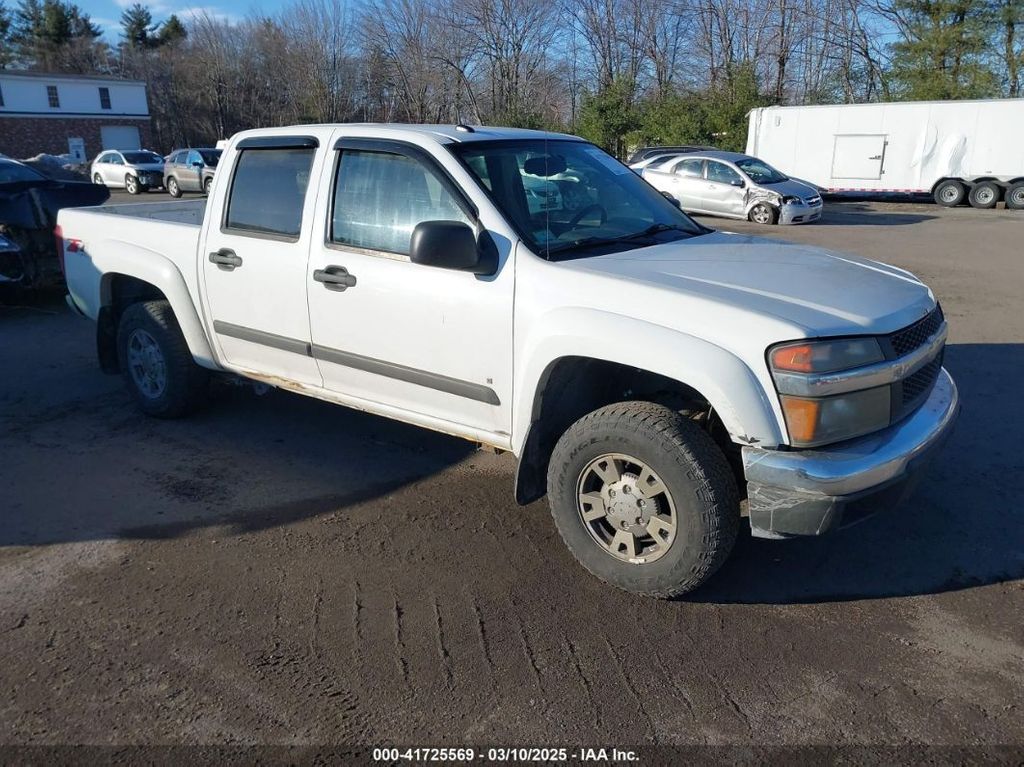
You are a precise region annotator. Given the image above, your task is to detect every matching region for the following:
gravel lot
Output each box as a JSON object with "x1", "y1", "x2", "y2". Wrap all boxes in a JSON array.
[{"x1": 1, "y1": 197, "x2": 1022, "y2": 755}]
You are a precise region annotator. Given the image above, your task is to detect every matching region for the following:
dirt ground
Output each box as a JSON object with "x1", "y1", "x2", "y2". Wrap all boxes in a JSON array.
[{"x1": 1, "y1": 199, "x2": 1022, "y2": 757}]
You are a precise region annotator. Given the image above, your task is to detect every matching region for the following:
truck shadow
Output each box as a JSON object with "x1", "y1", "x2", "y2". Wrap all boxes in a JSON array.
[
  {"x1": 693, "y1": 342, "x2": 1024, "y2": 604},
  {"x1": 0, "y1": 296, "x2": 477, "y2": 547}
]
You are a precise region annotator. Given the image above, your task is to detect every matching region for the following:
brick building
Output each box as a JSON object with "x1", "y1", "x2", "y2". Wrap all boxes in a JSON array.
[{"x1": 0, "y1": 71, "x2": 152, "y2": 162}]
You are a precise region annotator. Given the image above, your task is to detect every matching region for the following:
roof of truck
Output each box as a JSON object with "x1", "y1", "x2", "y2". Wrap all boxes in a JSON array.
[{"x1": 232, "y1": 123, "x2": 583, "y2": 146}]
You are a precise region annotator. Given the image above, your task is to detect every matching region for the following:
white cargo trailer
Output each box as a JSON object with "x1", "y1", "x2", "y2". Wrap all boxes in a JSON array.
[{"x1": 746, "y1": 99, "x2": 1024, "y2": 209}]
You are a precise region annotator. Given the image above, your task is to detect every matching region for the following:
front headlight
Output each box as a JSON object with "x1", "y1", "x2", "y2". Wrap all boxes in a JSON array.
[
  {"x1": 779, "y1": 387, "x2": 891, "y2": 447},
  {"x1": 769, "y1": 338, "x2": 888, "y2": 447}
]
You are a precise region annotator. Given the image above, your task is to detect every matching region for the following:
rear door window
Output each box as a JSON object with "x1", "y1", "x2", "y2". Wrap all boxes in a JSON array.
[{"x1": 224, "y1": 148, "x2": 315, "y2": 239}]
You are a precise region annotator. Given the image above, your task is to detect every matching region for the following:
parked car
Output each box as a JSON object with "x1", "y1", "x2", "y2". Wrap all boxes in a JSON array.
[
  {"x1": 629, "y1": 153, "x2": 691, "y2": 173},
  {"x1": 90, "y1": 150, "x2": 165, "y2": 195},
  {"x1": 0, "y1": 157, "x2": 108, "y2": 288},
  {"x1": 626, "y1": 145, "x2": 715, "y2": 165},
  {"x1": 163, "y1": 148, "x2": 222, "y2": 197},
  {"x1": 641, "y1": 150, "x2": 823, "y2": 224},
  {"x1": 59, "y1": 124, "x2": 957, "y2": 598}
]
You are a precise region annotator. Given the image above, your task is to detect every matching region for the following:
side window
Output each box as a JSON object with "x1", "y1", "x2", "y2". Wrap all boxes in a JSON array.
[
  {"x1": 109, "y1": 154, "x2": 123, "y2": 165},
  {"x1": 674, "y1": 159, "x2": 704, "y2": 178},
  {"x1": 225, "y1": 148, "x2": 315, "y2": 239},
  {"x1": 331, "y1": 149, "x2": 470, "y2": 255},
  {"x1": 170, "y1": 151, "x2": 183, "y2": 164},
  {"x1": 706, "y1": 161, "x2": 742, "y2": 185},
  {"x1": 188, "y1": 150, "x2": 202, "y2": 165},
  {"x1": 99, "y1": 87, "x2": 111, "y2": 110}
]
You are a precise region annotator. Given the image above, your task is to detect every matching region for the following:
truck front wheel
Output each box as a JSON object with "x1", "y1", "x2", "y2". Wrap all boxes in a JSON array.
[
  {"x1": 117, "y1": 300, "x2": 209, "y2": 418},
  {"x1": 546, "y1": 402, "x2": 739, "y2": 598}
]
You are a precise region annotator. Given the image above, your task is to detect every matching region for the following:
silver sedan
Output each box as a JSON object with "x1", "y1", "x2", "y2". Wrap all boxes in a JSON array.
[
  {"x1": 90, "y1": 150, "x2": 166, "y2": 195},
  {"x1": 640, "y1": 150, "x2": 823, "y2": 225}
]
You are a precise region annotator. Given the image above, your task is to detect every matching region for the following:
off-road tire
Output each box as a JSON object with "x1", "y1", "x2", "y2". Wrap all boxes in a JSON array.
[
  {"x1": 166, "y1": 176, "x2": 182, "y2": 198},
  {"x1": 968, "y1": 181, "x2": 1000, "y2": 209},
  {"x1": 748, "y1": 203, "x2": 778, "y2": 225},
  {"x1": 117, "y1": 300, "x2": 208, "y2": 418},
  {"x1": 1004, "y1": 182, "x2": 1024, "y2": 210},
  {"x1": 546, "y1": 401, "x2": 740, "y2": 598},
  {"x1": 933, "y1": 179, "x2": 966, "y2": 207}
]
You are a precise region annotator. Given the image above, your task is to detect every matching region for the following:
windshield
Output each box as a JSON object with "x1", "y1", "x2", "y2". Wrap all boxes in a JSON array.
[
  {"x1": 123, "y1": 151, "x2": 162, "y2": 164},
  {"x1": 0, "y1": 161, "x2": 46, "y2": 184},
  {"x1": 735, "y1": 157, "x2": 788, "y2": 184},
  {"x1": 450, "y1": 139, "x2": 707, "y2": 260},
  {"x1": 199, "y1": 149, "x2": 221, "y2": 166}
]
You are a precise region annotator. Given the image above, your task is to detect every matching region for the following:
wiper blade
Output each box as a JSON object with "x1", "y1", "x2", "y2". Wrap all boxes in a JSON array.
[
  {"x1": 621, "y1": 223, "x2": 690, "y2": 239},
  {"x1": 546, "y1": 235, "x2": 622, "y2": 254}
]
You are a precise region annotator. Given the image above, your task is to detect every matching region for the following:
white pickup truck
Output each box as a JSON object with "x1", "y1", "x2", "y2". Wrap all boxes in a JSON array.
[{"x1": 59, "y1": 124, "x2": 959, "y2": 598}]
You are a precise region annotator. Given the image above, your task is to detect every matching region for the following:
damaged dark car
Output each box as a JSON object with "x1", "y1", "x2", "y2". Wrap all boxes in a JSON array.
[{"x1": 0, "y1": 157, "x2": 109, "y2": 289}]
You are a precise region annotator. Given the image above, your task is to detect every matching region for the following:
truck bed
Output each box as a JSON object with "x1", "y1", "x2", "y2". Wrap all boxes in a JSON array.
[
  {"x1": 60, "y1": 200, "x2": 206, "y2": 325},
  {"x1": 83, "y1": 199, "x2": 207, "y2": 226}
]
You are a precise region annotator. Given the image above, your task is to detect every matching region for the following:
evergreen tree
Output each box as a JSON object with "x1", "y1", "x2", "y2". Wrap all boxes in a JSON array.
[
  {"x1": 120, "y1": 2, "x2": 155, "y2": 49},
  {"x1": 0, "y1": 2, "x2": 12, "y2": 68},
  {"x1": 890, "y1": 0, "x2": 999, "y2": 98},
  {"x1": 156, "y1": 13, "x2": 186, "y2": 46}
]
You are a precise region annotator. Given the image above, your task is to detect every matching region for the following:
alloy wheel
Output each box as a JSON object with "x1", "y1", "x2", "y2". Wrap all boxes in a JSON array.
[
  {"x1": 127, "y1": 328, "x2": 167, "y2": 399},
  {"x1": 576, "y1": 453, "x2": 678, "y2": 564}
]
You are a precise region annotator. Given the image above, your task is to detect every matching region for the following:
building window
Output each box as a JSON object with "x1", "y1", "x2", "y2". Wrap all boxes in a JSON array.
[
  {"x1": 47, "y1": 85, "x2": 60, "y2": 108},
  {"x1": 0, "y1": 84, "x2": 4, "y2": 107},
  {"x1": 99, "y1": 87, "x2": 111, "y2": 110}
]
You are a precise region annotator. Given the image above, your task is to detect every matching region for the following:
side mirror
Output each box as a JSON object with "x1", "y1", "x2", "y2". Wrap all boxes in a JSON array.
[
  {"x1": 660, "y1": 191, "x2": 681, "y2": 208},
  {"x1": 410, "y1": 221, "x2": 496, "y2": 275},
  {"x1": 192, "y1": 161, "x2": 204, "y2": 168},
  {"x1": 730, "y1": 178, "x2": 745, "y2": 188}
]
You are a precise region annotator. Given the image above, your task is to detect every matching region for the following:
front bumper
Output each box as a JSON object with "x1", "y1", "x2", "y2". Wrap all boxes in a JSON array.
[
  {"x1": 779, "y1": 201, "x2": 823, "y2": 225},
  {"x1": 742, "y1": 368, "x2": 959, "y2": 538}
]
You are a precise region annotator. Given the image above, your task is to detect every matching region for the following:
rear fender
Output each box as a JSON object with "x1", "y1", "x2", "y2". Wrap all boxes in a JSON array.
[{"x1": 87, "y1": 243, "x2": 217, "y2": 369}]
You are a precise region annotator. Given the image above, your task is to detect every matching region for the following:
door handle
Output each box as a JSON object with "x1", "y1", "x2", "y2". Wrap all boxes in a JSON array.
[
  {"x1": 314, "y1": 265, "x2": 357, "y2": 292},
  {"x1": 868, "y1": 155, "x2": 883, "y2": 160},
  {"x1": 209, "y1": 248, "x2": 242, "y2": 270}
]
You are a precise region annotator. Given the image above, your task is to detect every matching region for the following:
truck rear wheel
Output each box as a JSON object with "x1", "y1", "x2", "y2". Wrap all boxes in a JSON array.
[
  {"x1": 117, "y1": 300, "x2": 209, "y2": 418},
  {"x1": 1006, "y1": 183, "x2": 1024, "y2": 210},
  {"x1": 968, "y1": 182, "x2": 1000, "y2": 209},
  {"x1": 546, "y1": 402, "x2": 739, "y2": 598},
  {"x1": 933, "y1": 179, "x2": 965, "y2": 207}
]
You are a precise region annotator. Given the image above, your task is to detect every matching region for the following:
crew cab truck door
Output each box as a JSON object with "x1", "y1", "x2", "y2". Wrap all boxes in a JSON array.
[
  {"x1": 305, "y1": 136, "x2": 514, "y2": 439},
  {"x1": 199, "y1": 136, "x2": 324, "y2": 386}
]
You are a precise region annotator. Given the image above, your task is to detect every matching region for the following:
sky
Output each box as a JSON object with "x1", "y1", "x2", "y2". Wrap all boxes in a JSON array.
[{"x1": 78, "y1": 0, "x2": 278, "y2": 41}]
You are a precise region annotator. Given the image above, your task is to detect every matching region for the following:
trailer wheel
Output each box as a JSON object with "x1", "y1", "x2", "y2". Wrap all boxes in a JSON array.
[
  {"x1": 968, "y1": 182, "x2": 1000, "y2": 209},
  {"x1": 1006, "y1": 183, "x2": 1024, "y2": 210},
  {"x1": 933, "y1": 179, "x2": 966, "y2": 207}
]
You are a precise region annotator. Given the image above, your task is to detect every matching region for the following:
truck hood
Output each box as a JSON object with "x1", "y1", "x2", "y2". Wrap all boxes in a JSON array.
[{"x1": 566, "y1": 231, "x2": 935, "y2": 337}]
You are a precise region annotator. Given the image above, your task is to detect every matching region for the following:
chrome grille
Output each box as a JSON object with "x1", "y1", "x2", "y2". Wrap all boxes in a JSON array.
[{"x1": 890, "y1": 306, "x2": 944, "y2": 357}]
